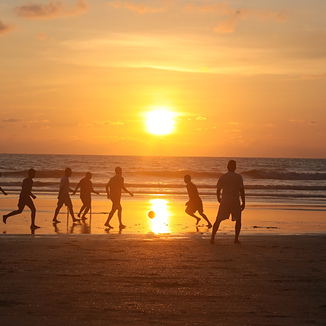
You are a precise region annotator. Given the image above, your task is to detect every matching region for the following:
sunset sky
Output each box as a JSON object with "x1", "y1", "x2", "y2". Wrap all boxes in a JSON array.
[{"x1": 1, "y1": 0, "x2": 325, "y2": 158}]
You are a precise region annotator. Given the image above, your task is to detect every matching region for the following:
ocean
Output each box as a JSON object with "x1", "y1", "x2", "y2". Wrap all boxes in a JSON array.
[{"x1": 1, "y1": 154, "x2": 325, "y2": 207}]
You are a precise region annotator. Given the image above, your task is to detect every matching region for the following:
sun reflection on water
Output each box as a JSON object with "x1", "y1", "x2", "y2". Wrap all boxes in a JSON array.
[{"x1": 150, "y1": 199, "x2": 170, "y2": 234}]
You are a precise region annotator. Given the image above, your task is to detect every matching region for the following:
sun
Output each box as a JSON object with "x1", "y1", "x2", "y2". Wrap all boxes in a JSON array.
[
  {"x1": 145, "y1": 109, "x2": 175, "y2": 135},
  {"x1": 149, "y1": 199, "x2": 170, "y2": 234}
]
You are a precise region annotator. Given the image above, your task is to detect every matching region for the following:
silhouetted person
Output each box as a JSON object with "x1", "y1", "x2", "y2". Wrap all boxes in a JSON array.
[
  {"x1": 73, "y1": 172, "x2": 99, "y2": 220},
  {"x1": 0, "y1": 172, "x2": 8, "y2": 196},
  {"x1": 184, "y1": 175, "x2": 212, "y2": 228},
  {"x1": 210, "y1": 160, "x2": 245, "y2": 244},
  {"x1": 104, "y1": 167, "x2": 133, "y2": 229},
  {"x1": 53, "y1": 167, "x2": 79, "y2": 224},
  {"x1": 3, "y1": 168, "x2": 40, "y2": 230}
]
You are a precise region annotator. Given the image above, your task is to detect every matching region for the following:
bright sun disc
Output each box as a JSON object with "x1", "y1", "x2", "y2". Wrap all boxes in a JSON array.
[{"x1": 146, "y1": 109, "x2": 175, "y2": 135}]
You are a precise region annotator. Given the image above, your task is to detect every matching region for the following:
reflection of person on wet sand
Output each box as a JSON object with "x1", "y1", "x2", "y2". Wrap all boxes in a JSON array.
[
  {"x1": 53, "y1": 168, "x2": 79, "y2": 224},
  {"x1": 0, "y1": 172, "x2": 8, "y2": 196},
  {"x1": 3, "y1": 168, "x2": 40, "y2": 230},
  {"x1": 210, "y1": 160, "x2": 245, "y2": 244},
  {"x1": 104, "y1": 167, "x2": 133, "y2": 229},
  {"x1": 73, "y1": 172, "x2": 99, "y2": 220},
  {"x1": 184, "y1": 175, "x2": 212, "y2": 228}
]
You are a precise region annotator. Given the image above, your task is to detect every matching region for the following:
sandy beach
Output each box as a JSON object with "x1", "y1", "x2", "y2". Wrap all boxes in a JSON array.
[
  {"x1": 0, "y1": 234, "x2": 325, "y2": 325},
  {"x1": 1, "y1": 194, "x2": 326, "y2": 325}
]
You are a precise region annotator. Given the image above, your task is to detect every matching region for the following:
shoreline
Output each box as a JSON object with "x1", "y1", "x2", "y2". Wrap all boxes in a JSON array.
[{"x1": 1, "y1": 194, "x2": 326, "y2": 236}]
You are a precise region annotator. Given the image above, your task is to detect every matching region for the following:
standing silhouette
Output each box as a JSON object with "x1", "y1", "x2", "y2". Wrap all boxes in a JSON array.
[
  {"x1": 73, "y1": 172, "x2": 99, "y2": 220},
  {"x1": 0, "y1": 172, "x2": 8, "y2": 196},
  {"x1": 53, "y1": 168, "x2": 79, "y2": 224},
  {"x1": 184, "y1": 175, "x2": 212, "y2": 227},
  {"x1": 3, "y1": 168, "x2": 40, "y2": 230},
  {"x1": 104, "y1": 167, "x2": 133, "y2": 229},
  {"x1": 210, "y1": 160, "x2": 245, "y2": 244}
]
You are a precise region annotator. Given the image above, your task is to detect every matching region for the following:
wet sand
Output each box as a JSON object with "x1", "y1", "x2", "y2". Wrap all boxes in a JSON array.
[
  {"x1": 1, "y1": 194, "x2": 326, "y2": 235},
  {"x1": 0, "y1": 234, "x2": 325, "y2": 325}
]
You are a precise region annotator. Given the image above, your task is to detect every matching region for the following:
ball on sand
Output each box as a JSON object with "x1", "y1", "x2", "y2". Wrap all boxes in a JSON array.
[{"x1": 148, "y1": 211, "x2": 155, "y2": 219}]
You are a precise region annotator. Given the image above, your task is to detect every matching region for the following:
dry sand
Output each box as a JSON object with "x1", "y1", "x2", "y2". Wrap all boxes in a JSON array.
[{"x1": 0, "y1": 234, "x2": 325, "y2": 325}]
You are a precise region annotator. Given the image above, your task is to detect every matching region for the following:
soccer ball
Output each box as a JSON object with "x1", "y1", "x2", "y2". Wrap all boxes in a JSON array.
[{"x1": 148, "y1": 211, "x2": 155, "y2": 219}]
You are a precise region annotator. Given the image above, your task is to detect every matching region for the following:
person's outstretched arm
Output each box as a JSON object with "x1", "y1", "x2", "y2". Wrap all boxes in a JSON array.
[
  {"x1": 122, "y1": 184, "x2": 133, "y2": 197},
  {"x1": 72, "y1": 181, "x2": 81, "y2": 195},
  {"x1": 91, "y1": 184, "x2": 100, "y2": 195}
]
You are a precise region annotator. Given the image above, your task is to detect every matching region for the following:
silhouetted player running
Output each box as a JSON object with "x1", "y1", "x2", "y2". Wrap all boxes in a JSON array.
[
  {"x1": 3, "y1": 168, "x2": 40, "y2": 230},
  {"x1": 104, "y1": 167, "x2": 133, "y2": 229}
]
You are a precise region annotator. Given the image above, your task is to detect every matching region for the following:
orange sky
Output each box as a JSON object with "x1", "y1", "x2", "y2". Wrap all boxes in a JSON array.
[{"x1": 1, "y1": 0, "x2": 325, "y2": 158}]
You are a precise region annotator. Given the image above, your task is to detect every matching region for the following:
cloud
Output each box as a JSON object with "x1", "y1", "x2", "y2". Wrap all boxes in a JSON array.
[
  {"x1": 102, "y1": 121, "x2": 125, "y2": 125},
  {"x1": 196, "y1": 116, "x2": 206, "y2": 121},
  {"x1": 289, "y1": 119, "x2": 304, "y2": 124},
  {"x1": 0, "y1": 20, "x2": 14, "y2": 36},
  {"x1": 2, "y1": 119, "x2": 22, "y2": 123},
  {"x1": 184, "y1": 3, "x2": 288, "y2": 34},
  {"x1": 300, "y1": 73, "x2": 326, "y2": 80},
  {"x1": 14, "y1": 0, "x2": 88, "y2": 20},
  {"x1": 38, "y1": 32, "x2": 47, "y2": 40},
  {"x1": 108, "y1": 1, "x2": 168, "y2": 14},
  {"x1": 78, "y1": 121, "x2": 125, "y2": 127}
]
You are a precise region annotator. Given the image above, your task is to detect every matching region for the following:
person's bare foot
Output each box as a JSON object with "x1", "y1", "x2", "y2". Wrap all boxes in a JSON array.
[
  {"x1": 30, "y1": 224, "x2": 40, "y2": 229},
  {"x1": 52, "y1": 218, "x2": 60, "y2": 224},
  {"x1": 119, "y1": 224, "x2": 126, "y2": 229},
  {"x1": 105, "y1": 222, "x2": 113, "y2": 228},
  {"x1": 3, "y1": 215, "x2": 8, "y2": 224},
  {"x1": 73, "y1": 218, "x2": 80, "y2": 223},
  {"x1": 234, "y1": 239, "x2": 241, "y2": 244},
  {"x1": 196, "y1": 217, "x2": 201, "y2": 225},
  {"x1": 207, "y1": 223, "x2": 212, "y2": 229}
]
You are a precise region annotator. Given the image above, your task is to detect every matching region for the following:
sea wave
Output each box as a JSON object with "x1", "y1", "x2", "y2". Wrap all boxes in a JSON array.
[
  {"x1": 2, "y1": 168, "x2": 326, "y2": 181},
  {"x1": 1, "y1": 170, "x2": 88, "y2": 178},
  {"x1": 243, "y1": 170, "x2": 326, "y2": 181},
  {"x1": 1, "y1": 180, "x2": 326, "y2": 191}
]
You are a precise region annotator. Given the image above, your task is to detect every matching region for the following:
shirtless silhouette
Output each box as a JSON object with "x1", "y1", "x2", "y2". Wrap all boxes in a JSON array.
[
  {"x1": 184, "y1": 175, "x2": 212, "y2": 228},
  {"x1": 3, "y1": 169, "x2": 40, "y2": 230},
  {"x1": 73, "y1": 172, "x2": 99, "y2": 220},
  {"x1": 104, "y1": 167, "x2": 133, "y2": 229}
]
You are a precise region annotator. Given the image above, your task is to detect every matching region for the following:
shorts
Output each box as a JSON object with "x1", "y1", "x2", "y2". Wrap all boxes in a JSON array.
[
  {"x1": 81, "y1": 195, "x2": 91, "y2": 207},
  {"x1": 18, "y1": 196, "x2": 34, "y2": 210},
  {"x1": 57, "y1": 194, "x2": 73, "y2": 208},
  {"x1": 217, "y1": 203, "x2": 241, "y2": 222},
  {"x1": 186, "y1": 200, "x2": 204, "y2": 214}
]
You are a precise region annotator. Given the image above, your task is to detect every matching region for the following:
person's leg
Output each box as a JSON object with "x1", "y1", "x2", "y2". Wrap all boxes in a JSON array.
[
  {"x1": 3, "y1": 205, "x2": 24, "y2": 224},
  {"x1": 79, "y1": 196, "x2": 90, "y2": 218},
  {"x1": 64, "y1": 197, "x2": 78, "y2": 223},
  {"x1": 210, "y1": 219, "x2": 221, "y2": 244},
  {"x1": 68, "y1": 204, "x2": 79, "y2": 223},
  {"x1": 198, "y1": 208, "x2": 212, "y2": 228},
  {"x1": 27, "y1": 201, "x2": 39, "y2": 229},
  {"x1": 185, "y1": 206, "x2": 201, "y2": 225},
  {"x1": 78, "y1": 205, "x2": 85, "y2": 218},
  {"x1": 82, "y1": 206, "x2": 90, "y2": 219},
  {"x1": 117, "y1": 203, "x2": 125, "y2": 228},
  {"x1": 234, "y1": 219, "x2": 242, "y2": 243},
  {"x1": 105, "y1": 201, "x2": 117, "y2": 227},
  {"x1": 53, "y1": 201, "x2": 64, "y2": 223}
]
